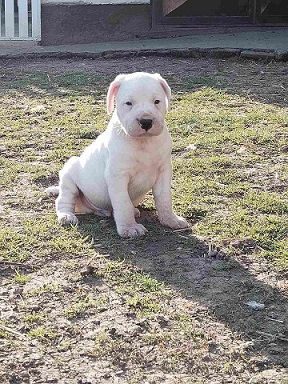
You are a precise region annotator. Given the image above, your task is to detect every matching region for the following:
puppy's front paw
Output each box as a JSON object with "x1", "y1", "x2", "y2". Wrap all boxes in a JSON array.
[
  {"x1": 58, "y1": 213, "x2": 79, "y2": 226},
  {"x1": 118, "y1": 223, "x2": 148, "y2": 238},
  {"x1": 159, "y1": 214, "x2": 189, "y2": 230}
]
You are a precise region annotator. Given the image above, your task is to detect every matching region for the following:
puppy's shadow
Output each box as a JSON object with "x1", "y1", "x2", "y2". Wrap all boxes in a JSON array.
[{"x1": 76, "y1": 208, "x2": 288, "y2": 371}]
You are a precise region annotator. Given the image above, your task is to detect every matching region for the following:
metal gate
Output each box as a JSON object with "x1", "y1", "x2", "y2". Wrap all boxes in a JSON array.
[{"x1": 0, "y1": 0, "x2": 41, "y2": 41}]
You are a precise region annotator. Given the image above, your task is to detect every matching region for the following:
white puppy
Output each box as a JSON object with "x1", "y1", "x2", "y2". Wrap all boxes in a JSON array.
[{"x1": 47, "y1": 72, "x2": 189, "y2": 238}]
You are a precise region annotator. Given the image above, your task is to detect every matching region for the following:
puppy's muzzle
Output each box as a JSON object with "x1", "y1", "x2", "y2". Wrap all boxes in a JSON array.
[{"x1": 139, "y1": 118, "x2": 153, "y2": 132}]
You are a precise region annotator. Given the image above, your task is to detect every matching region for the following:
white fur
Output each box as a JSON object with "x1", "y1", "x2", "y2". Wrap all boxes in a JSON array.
[{"x1": 47, "y1": 72, "x2": 189, "y2": 238}]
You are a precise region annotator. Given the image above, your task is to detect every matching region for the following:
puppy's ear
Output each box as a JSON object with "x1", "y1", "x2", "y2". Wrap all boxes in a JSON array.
[
  {"x1": 106, "y1": 74, "x2": 126, "y2": 114},
  {"x1": 153, "y1": 73, "x2": 171, "y2": 110}
]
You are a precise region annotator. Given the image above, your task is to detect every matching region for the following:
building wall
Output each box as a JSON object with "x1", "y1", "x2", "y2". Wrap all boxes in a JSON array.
[
  {"x1": 41, "y1": 1, "x2": 151, "y2": 45},
  {"x1": 42, "y1": 1, "x2": 149, "y2": 3}
]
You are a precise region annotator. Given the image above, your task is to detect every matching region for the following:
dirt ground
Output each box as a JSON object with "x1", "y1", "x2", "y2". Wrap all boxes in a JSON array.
[{"x1": 0, "y1": 56, "x2": 287, "y2": 384}]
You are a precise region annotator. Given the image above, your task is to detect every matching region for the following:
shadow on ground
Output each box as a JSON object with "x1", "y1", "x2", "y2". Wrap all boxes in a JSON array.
[
  {"x1": 77, "y1": 210, "x2": 288, "y2": 373},
  {"x1": 0, "y1": 57, "x2": 287, "y2": 108}
]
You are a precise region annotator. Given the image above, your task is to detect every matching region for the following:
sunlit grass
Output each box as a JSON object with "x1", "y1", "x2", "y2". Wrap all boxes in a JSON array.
[{"x1": 0, "y1": 70, "x2": 287, "y2": 272}]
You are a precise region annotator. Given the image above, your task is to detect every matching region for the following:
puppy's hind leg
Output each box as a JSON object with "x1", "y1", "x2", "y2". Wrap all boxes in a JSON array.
[{"x1": 56, "y1": 157, "x2": 80, "y2": 226}]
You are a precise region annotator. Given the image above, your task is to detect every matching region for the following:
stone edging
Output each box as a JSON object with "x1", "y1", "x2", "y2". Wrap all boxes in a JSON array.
[{"x1": 0, "y1": 47, "x2": 287, "y2": 61}]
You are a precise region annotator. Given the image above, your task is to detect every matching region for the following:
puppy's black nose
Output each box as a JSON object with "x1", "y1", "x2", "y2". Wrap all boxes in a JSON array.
[{"x1": 140, "y1": 119, "x2": 153, "y2": 131}]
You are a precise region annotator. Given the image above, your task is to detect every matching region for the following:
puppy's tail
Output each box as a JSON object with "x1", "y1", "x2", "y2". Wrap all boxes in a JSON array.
[{"x1": 45, "y1": 186, "x2": 60, "y2": 196}]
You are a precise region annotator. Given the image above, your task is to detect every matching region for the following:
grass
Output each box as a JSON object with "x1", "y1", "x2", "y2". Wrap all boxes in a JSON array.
[
  {"x1": 64, "y1": 294, "x2": 109, "y2": 319},
  {"x1": 1, "y1": 70, "x2": 287, "y2": 270},
  {"x1": 0, "y1": 59, "x2": 287, "y2": 382},
  {"x1": 28, "y1": 326, "x2": 58, "y2": 341},
  {"x1": 22, "y1": 312, "x2": 46, "y2": 326},
  {"x1": 11, "y1": 270, "x2": 32, "y2": 284},
  {"x1": 167, "y1": 85, "x2": 288, "y2": 268}
]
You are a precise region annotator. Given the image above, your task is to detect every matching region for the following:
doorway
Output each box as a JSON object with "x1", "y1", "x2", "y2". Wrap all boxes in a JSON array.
[{"x1": 153, "y1": 0, "x2": 288, "y2": 27}]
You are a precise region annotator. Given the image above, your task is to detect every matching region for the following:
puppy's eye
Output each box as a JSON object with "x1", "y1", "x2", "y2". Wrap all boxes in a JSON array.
[
  {"x1": 154, "y1": 100, "x2": 160, "y2": 105},
  {"x1": 125, "y1": 102, "x2": 132, "y2": 106}
]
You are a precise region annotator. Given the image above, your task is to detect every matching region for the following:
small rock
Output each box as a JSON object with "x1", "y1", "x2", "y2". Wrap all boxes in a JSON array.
[
  {"x1": 19, "y1": 370, "x2": 30, "y2": 379},
  {"x1": 91, "y1": 319, "x2": 101, "y2": 326},
  {"x1": 29, "y1": 304, "x2": 41, "y2": 312},
  {"x1": 109, "y1": 327, "x2": 117, "y2": 336},
  {"x1": 31, "y1": 105, "x2": 45, "y2": 113},
  {"x1": 136, "y1": 319, "x2": 149, "y2": 329},
  {"x1": 245, "y1": 301, "x2": 265, "y2": 310},
  {"x1": 156, "y1": 315, "x2": 169, "y2": 328},
  {"x1": 130, "y1": 325, "x2": 143, "y2": 336},
  {"x1": 98, "y1": 306, "x2": 108, "y2": 313},
  {"x1": 280, "y1": 145, "x2": 288, "y2": 153},
  {"x1": 237, "y1": 145, "x2": 248, "y2": 154},
  {"x1": 84, "y1": 330, "x2": 98, "y2": 340},
  {"x1": 185, "y1": 144, "x2": 197, "y2": 151},
  {"x1": 202, "y1": 354, "x2": 211, "y2": 362},
  {"x1": 80, "y1": 265, "x2": 95, "y2": 277}
]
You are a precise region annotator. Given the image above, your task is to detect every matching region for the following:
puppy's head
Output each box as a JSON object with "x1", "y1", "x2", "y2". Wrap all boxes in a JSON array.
[{"x1": 107, "y1": 72, "x2": 171, "y2": 137}]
